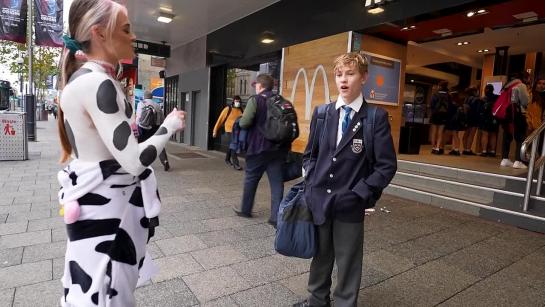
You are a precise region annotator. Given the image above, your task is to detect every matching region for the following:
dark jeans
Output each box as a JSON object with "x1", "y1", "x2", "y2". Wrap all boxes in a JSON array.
[
  {"x1": 501, "y1": 111, "x2": 527, "y2": 161},
  {"x1": 240, "y1": 150, "x2": 286, "y2": 222},
  {"x1": 224, "y1": 133, "x2": 240, "y2": 166},
  {"x1": 308, "y1": 219, "x2": 364, "y2": 307},
  {"x1": 138, "y1": 126, "x2": 169, "y2": 166}
]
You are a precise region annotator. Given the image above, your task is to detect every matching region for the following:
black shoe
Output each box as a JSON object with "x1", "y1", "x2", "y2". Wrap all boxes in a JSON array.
[
  {"x1": 479, "y1": 152, "x2": 488, "y2": 157},
  {"x1": 233, "y1": 207, "x2": 252, "y2": 218},
  {"x1": 462, "y1": 150, "x2": 476, "y2": 156},
  {"x1": 431, "y1": 148, "x2": 439, "y2": 155},
  {"x1": 437, "y1": 148, "x2": 444, "y2": 155},
  {"x1": 233, "y1": 164, "x2": 243, "y2": 171},
  {"x1": 225, "y1": 160, "x2": 233, "y2": 166},
  {"x1": 164, "y1": 161, "x2": 170, "y2": 171},
  {"x1": 487, "y1": 151, "x2": 496, "y2": 157},
  {"x1": 292, "y1": 300, "x2": 330, "y2": 307},
  {"x1": 448, "y1": 150, "x2": 461, "y2": 156}
]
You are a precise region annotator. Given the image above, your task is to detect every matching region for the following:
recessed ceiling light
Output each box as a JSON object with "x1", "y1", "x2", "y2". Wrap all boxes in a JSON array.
[
  {"x1": 463, "y1": 41, "x2": 470, "y2": 45},
  {"x1": 484, "y1": 49, "x2": 489, "y2": 52},
  {"x1": 261, "y1": 32, "x2": 275, "y2": 44},
  {"x1": 457, "y1": 42, "x2": 463, "y2": 46},
  {"x1": 368, "y1": 6, "x2": 385, "y2": 14},
  {"x1": 467, "y1": 11, "x2": 476, "y2": 17},
  {"x1": 477, "y1": 9, "x2": 487, "y2": 14},
  {"x1": 467, "y1": 9, "x2": 488, "y2": 17},
  {"x1": 401, "y1": 25, "x2": 416, "y2": 31},
  {"x1": 157, "y1": 12, "x2": 174, "y2": 23},
  {"x1": 456, "y1": 41, "x2": 470, "y2": 46},
  {"x1": 410, "y1": 79, "x2": 415, "y2": 83}
]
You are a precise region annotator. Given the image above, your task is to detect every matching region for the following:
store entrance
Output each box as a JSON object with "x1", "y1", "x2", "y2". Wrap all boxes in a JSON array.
[
  {"x1": 208, "y1": 54, "x2": 281, "y2": 153},
  {"x1": 364, "y1": 0, "x2": 545, "y2": 175}
]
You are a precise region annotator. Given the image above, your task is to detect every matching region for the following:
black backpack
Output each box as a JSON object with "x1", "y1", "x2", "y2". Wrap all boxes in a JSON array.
[
  {"x1": 259, "y1": 94, "x2": 300, "y2": 143},
  {"x1": 138, "y1": 104, "x2": 157, "y2": 130}
]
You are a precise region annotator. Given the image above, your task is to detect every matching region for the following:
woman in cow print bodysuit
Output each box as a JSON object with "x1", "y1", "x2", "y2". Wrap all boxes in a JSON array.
[{"x1": 57, "y1": 1, "x2": 185, "y2": 306}]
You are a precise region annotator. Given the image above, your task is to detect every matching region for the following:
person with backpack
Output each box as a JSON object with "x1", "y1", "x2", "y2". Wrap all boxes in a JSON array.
[
  {"x1": 292, "y1": 52, "x2": 396, "y2": 307},
  {"x1": 232, "y1": 73, "x2": 292, "y2": 227},
  {"x1": 479, "y1": 84, "x2": 499, "y2": 157},
  {"x1": 444, "y1": 89, "x2": 467, "y2": 156},
  {"x1": 430, "y1": 81, "x2": 450, "y2": 154},
  {"x1": 497, "y1": 72, "x2": 530, "y2": 168},
  {"x1": 462, "y1": 87, "x2": 481, "y2": 155},
  {"x1": 212, "y1": 95, "x2": 243, "y2": 170},
  {"x1": 136, "y1": 90, "x2": 171, "y2": 171}
]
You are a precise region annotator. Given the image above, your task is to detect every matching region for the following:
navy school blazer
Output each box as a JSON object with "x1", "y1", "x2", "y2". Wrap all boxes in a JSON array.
[{"x1": 302, "y1": 100, "x2": 397, "y2": 225}]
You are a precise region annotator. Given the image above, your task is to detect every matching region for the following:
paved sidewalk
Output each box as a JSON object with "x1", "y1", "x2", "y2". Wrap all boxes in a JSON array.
[{"x1": 1, "y1": 118, "x2": 544, "y2": 307}]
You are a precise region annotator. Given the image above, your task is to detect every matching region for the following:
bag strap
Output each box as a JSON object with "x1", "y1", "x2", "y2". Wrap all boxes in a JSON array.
[
  {"x1": 364, "y1": 105, "x2": 377, "y2": 166},
  {"x1": 310, "y1": 103, "x2": 330, "y2": 158}
]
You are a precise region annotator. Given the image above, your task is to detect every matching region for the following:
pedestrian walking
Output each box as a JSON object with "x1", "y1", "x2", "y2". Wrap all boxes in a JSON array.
[{"x1": 212, "y1": 95, "x2": 243, "y2": 170}]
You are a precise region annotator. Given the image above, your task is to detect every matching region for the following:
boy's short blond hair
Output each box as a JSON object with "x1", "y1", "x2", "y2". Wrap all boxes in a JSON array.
[{"x1": 333, "y1": 52, "x2": 369, "y2": 75}]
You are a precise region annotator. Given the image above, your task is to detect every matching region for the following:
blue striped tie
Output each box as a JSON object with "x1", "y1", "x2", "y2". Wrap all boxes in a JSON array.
[{"x1": 341, "y1": 105, "x2": 352, "y2": 136}]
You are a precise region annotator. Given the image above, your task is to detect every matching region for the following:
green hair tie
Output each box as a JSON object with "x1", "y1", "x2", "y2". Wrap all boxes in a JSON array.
[{"x1": 63, "y1": 34, "x2": 82, "y2": 54}]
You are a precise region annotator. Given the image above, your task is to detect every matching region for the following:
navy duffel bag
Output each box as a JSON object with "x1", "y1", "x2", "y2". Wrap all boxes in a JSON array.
[{"x1": 274, "y1": 181, "x2": 317, "y2": 259}]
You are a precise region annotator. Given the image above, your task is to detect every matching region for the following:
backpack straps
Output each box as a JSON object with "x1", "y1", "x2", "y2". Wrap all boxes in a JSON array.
[
  {"x1": 310, "y1": 103, "x2": 331, "y2": 158},
  {"x1": 364, "y1": 105, "x2": 377, "y2": 166}
]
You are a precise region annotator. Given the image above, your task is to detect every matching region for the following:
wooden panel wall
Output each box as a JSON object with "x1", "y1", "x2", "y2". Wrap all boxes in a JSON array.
[
  {"x1": 281, "y1": 33, "x2": 350, "y2": 153},
  {"x1": 355, "y1": 34, "x2": 407, "y2": 151}
]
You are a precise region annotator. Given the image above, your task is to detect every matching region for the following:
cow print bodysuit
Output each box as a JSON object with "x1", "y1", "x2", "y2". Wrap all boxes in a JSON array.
[{"x1": 58, "y1": 61, "x2": 182, "y2": 306}]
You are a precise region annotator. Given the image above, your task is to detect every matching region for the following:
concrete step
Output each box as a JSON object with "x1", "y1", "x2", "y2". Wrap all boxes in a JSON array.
[
  {"x1": 389, "y1": 160, "x2": 545, "y2": 233},
  {"x1": 385, "y1": 184, "x2": 545, "y2": 233}
]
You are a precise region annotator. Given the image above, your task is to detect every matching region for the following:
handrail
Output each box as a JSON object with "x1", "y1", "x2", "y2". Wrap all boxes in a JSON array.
[
  {"x1": 521, "y1": 120, "x2": 545, "y2": 160},
  {"x1": 520, "y1": 119, "x2": 545, "y2": 211}
]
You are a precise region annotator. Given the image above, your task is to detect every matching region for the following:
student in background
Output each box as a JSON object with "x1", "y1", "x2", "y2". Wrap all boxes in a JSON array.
[
  {"x1": 212, "y1": 95, "x2": 244, "y2": 170},
  {"x1": 479, "y1": 84, "x2": 499, "y2": 157}
]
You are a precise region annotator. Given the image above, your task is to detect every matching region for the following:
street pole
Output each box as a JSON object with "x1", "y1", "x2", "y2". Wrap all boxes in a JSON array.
[{"x1": 25, "y1": 0, "x2": 36, "y2": 141}]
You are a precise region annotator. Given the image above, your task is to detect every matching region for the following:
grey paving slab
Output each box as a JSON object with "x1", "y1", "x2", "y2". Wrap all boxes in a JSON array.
[
  {"x1": 0, "y1": 221, "x2": 27, "y2": 236},
  {"x1": 148, "y1": 225, "x2": 174, "y2": 242},
  {"x1": 0, "y1": 230, "x2": 50, "y2": 249},
  {"x1": 0, "y1": 260, "x2": 52, "y2": 289},
  {"x1": 236, "y1": 222, "x2": 276, "y2": 240},
  {"x1": 147, "y1": 242, "x2": 164, "y2": 259},
  {"x1": 26, "y1": 216, "x2": 64, "y2": 232},
  {"x1": 135, "y1": 278, "x2": 199, "y2": 307},
  {"x1": 162, "y1": 220, "x2": 210, "y2": 236},
  {"x1": 191, "y1": 245, "x2": 247, "y2": 270},
  {"x1": 0, "y1": 204, "x2": 30, "y2": 215},
  {"x1": 200, "y1": 296, "x2": 239, "y2": 307},
  {"x1": 155, "y1": 235, "x2": 208, "y2": 256},
  {"x1": 0, "y1": 288, "x2": 14, "y2": 307},
  {"x1": 231, "y1": 255, "x2": 309, "y2": 287},
  {"x1": 359, "y1": 260, "x2": 480, "y2": 306},
  {"x1": 5, "y1": 209, "x2": 51, "y2": 223},
  {"x1": 197, "y1": 229, "x2": 242, "y2": 248},
  {"x1": 231, "y1": 236, "x2": 277, "y2": 260},
  {"x1": 152, "y1": 253, "x2": 203, "y2": 283},
  {"x1": 12, "y1": 279, "x2": 61, "y2": 307},
  {"x1": 183, "y1": 266, "x2": 251, "y2": 303},
  {"x1": 362, "y1": 249, "x2": 415, "y2": 286},
  {"x1": 231, "y1": 282, "x2": 300, "y2": 307},
  {"x1": 22, "y1": 241, "x2": 66, "y2": 263},
  {"x1": 0, "y1": 247, "x2": 23, "y2": 268},
  {"x1": 439, "y1": 262, "x2": 545, "y2": 306},
  {"x1": 52, "y1": 227, "x2": 67, "y2": 242},
  {"x1": 279, "y1": 273, "x2": 310, "y2": 299},
  {"x1": 52, "y1": 257, "x2": 64, "y2": 279}
]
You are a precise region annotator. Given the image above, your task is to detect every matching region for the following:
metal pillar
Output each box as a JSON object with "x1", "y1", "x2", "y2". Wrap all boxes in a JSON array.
[{"x1": 26, "y1": 0, "x2": 36, "y2": 141}]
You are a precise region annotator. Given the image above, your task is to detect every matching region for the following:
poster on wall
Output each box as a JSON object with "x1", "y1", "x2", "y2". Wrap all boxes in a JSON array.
[
  {"x1": 0, "y1": 0, "x2": 27, "y2": 43},
  {"x1": 34, "y1": 0, "x2": 62, "y2": 47},
  {"x1": 361, "y1": 51, "x2": 401, "y2": 106}
]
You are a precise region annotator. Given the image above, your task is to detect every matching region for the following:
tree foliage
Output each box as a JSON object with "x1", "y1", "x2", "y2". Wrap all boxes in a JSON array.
[{"x1": 0, "y1": 40, "x2": 61, "y2": 102}]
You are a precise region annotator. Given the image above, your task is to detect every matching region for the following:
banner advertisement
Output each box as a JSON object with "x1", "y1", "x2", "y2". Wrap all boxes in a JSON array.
[
  {"x1": 34, "y1": 0, "x2": 62, "y2": 47},
  {"x1": 361, "y1": 51, "x2": 401, "y2": 106},
  {"x1": 0, "y1": 0, "x2": 27, "y2": 43}
]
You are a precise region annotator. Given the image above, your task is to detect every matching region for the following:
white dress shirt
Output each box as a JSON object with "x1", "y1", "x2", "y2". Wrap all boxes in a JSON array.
[{"x1": 335, "y1": 94, "x2": 364, "y2": 146}]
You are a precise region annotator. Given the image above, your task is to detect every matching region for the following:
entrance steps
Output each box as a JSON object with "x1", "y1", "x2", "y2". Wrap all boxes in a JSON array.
[{"x1": 385, "y1": 160, "x2": 545, "y2": 233}]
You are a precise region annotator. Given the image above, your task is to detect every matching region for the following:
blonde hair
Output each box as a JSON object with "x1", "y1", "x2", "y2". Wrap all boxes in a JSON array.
[
  {"x1": 333, "y1": 52, "x2": 369, "y2": 75},
  {"x1": 58, "y1": 0, "x2": 125, "y2": 163}
]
